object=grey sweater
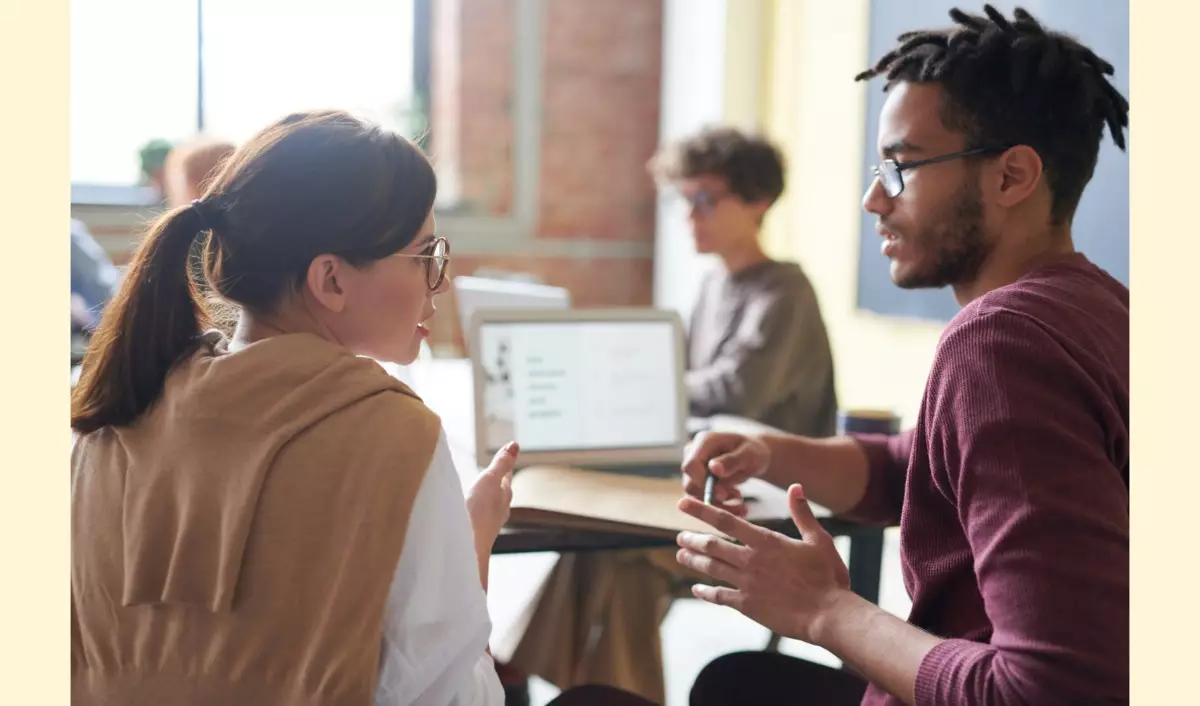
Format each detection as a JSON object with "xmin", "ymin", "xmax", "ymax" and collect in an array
[{"xmin": 687, "ymin": 260, "xmax": 838, "ymax": 438}]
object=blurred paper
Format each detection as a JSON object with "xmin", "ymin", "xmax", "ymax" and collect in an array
[
  {"xmin": 508, "ymin": 465, "xmax": 817, "ymax": 538},
  {"xmin": 510, "ymin": 465, "xmax": 716, "ymax": 536}
]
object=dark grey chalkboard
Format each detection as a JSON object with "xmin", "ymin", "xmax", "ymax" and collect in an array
[{"xmin": 856, "ymin": 0, "xmax": 1130, "ymax": 322}]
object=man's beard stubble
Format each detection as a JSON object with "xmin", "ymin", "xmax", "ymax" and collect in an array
[{"xmin": 894, "ymin": 180, "xmax": 995, "ymax": 291}]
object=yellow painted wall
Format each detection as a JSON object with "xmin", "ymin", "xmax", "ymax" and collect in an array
[
  {"xmin": 755, "ymin": 0, "xmax": 946, "ymax": 425},
  {"xmin": 720, "ymin": 0, "xmax": 768, "ymax": 131}
]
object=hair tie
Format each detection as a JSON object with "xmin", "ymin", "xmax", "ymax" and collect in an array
[{"xmin": 191, "ymin": 199, "xmax": 216, "ymax": 232}]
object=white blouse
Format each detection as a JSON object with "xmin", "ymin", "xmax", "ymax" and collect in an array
[{"xmin": 373, "ymin": 428, "xmax": 505, "ymax": 705}]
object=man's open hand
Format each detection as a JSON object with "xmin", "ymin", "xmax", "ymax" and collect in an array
[{"xmin": 674, "ymin": 484, "xmax": 852, "ymax": 644}]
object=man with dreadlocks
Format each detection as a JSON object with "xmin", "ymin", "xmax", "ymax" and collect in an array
[{"xmin": 671, "ymin": 5, "xmax": 1129, "ymax": 705}]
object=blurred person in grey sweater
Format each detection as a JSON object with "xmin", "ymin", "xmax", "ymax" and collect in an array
[
  {"xmin": 492, "ymin": 127, "xmax": 839, "ymax": 704},
  {"xmin": 654, "ymin": 126, "xmax": 837, "ymax": 438}
]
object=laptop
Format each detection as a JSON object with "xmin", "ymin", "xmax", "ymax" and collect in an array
[
  {"xmin": 454, "ymin": 275, "xmax": 572, "ymax": 351},
  {"xmin": 469, "ymin": 307, "xmax": 689, "ymax": 478}
]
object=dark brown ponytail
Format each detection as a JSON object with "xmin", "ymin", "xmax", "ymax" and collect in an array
[
  {"xmin": 71, "ymin": 109, "xmax": 437, "ymax": 434},
  {"xmin": 71, "ymin": 204, "xmax": 214, "ymax": 434}
]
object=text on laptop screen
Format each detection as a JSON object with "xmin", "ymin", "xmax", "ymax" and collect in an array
[{"xmin": 477, "ymin": 320, "xmax": 680, "ymax": 454}]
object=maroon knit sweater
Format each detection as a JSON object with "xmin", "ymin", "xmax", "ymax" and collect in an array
[{"xmin": 845, "ymin": 253, "xmax": 1129, "ymax": 706}]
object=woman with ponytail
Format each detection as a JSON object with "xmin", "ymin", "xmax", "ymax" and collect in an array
[
  {"xmin": 71, "ymin": 109, "xmax": 654, "ymax": 706},
  {"xmin": 71, "ymin": 110, "xmax": 526, "ymax": 706}
]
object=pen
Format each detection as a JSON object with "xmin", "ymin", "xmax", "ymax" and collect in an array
[{"xmin": 703, "ymin": 468, "xmax": 717, "ymax": 506}]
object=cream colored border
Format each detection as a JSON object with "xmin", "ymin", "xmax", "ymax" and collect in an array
[
  {"xmin": 2, "ymin": 0, "xmax": 70, "ymax": 701},
  {"xmin": 1130, "ymin": 0, "xmax": 1191, "ymax": 702},
  {"xmin": 8, "ymin": 0, "xmax": 1183, "ymax": 701}
]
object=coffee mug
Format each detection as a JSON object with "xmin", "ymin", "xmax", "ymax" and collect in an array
[{"xmin": 837, "ymin": 408, "xmax": 901, "ymax": 435}]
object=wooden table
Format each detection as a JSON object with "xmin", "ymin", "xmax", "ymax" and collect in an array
[{"xmin": 404, "ymin": 358, "xmax": 888, "ymax": 606}]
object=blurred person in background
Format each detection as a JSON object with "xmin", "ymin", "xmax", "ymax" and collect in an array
[
  {"xmin": 492, "ymin": 127, "xmax": 839, "ymax": 705},
  {"xmin": 70, "ymin": 219, "xmax": 120, "ymax": 333},
  {"xmin": 162, "ymin": 136, "xmax": 237, "ymax": 208},
  {"xmin": 71, "ymin": 136, "xmax": 235, "ymax": 365},
  {"xmin": 653, "ymin": 126, "xmax": 838, "ymax": 439}
]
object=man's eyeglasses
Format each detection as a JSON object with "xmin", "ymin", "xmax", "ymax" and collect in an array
[
  {"xmin": 675, "ymin": 188, "xmax": 729, "ymax": 217},
  {"xmin": 392, "ymin": 236, "xmax": 450, "ymax": 290},
  {"xmin": 870, "ymin": 145, "xmax": 1012, "ymax": 198}
]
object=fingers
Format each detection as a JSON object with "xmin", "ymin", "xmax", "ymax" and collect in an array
[
  {"xmin": 485, "ymin": 441, "xmax": 520, "ymax": 477},
  {"xmin": 681, "ymin": 476, "xmax": 747, "ymax": 515},
  {"xmin": 711, "ymin": 483, "xmax": 744, "ymax": 506},
  {"xmin": 682, "ymin": 432, "xmax": 740, "ymax": 485},
  {"xmin": 787, "ymin": 484, "xmax": 824, "ymax": 543},
  {"xmin": 682, "ymin": 483, "xmax": 749, "ymax": 517},
  {"xmin": 690, "ymin": 584, "xmax": 743, "ymax": 609},
  {"xmin": 719, "ymin": 494, "xmax": 750, "ymax": 518},
  {"xmin": 677, "ymin": 496, "xmax": 766, "ymax": 546},
  {"xmin": 677, "ymin": 531, "xmax": 750, "ymax": 569},
  {"xmin": 706, "ymin": 450, "xmax": 756, "ymax": 482},
  {"xmin": 682, "ymin": 432, "xmax": 762, "ymax": 504},
  {"xmin": 682, "ymin": 434, "xmax": 719, "ymax": 494},
  {"xmin": 676, "ymin": 548, "xmax": 741, "ymax": 586}
]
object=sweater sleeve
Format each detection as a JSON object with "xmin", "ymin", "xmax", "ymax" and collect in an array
[
  {"xmin": 914, "ymin": 312, "xmax": 1128, "ymax": 706},
  {"xmin": 374, "ymin": 429, "xmax": 505, "ymax": 706},
  {"xmin": 686, "ymin": 275, "xmax": 829, "ymax": 421},
  {"xmin": 839, "ymin": 429, "xmax": 915, "ymax": 526}
]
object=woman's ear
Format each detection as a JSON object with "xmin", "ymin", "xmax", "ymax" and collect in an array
[{"xmin": 305, "ymin": 255, "xmax": 348, "ymax": 314}]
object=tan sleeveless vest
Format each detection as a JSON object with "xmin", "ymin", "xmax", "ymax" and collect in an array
[{"xmin": 71, "ymin": 333, "xmax": 442, "ymax": 705}]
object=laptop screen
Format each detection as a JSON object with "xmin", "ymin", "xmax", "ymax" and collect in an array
[{"xmin": 476, "ymin": 318, "xmax": 682, "ymax": 456}]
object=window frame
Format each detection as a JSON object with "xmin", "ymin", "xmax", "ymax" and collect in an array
[{"xmin": 70, "ymin": 0, "xmax": 544, "ymax": 246}]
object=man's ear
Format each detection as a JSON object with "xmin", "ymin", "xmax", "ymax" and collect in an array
[
  {"xmin": 748, "ymin": 198, "xmax": 774, "ymax": 223},
  {"xmin": 993, "ymin": 145, "xmax": 1043, "ymax": 209},
  {"xmin": 305, "ymin": 255, "xmax": 348, "ymax": 314}
]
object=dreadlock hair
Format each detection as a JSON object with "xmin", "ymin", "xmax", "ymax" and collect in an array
[{"xmin": 856, "ymin": 4, "xmax": 1129, "ymax": 226}]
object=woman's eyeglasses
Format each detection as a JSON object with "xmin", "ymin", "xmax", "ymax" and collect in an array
[
  {"xmin": 870, "ymin": 145, "xmax": 1012, "ymax": 198},
  {"xmin": 392, "ymin": 236, "xmax": 450, "ymax": 290}
]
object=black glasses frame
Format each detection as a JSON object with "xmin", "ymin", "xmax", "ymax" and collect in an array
[{"xmin": 871, "ymin": 145, "xmax": 1013, "ymax": 197}]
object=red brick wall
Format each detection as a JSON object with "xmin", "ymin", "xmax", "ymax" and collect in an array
[
  {"xmin": 431, "ymin": 0, "xmax": 516, "ymax": 215},
  {"xmin": 433, "ymin": 0, "xmax": 661, "ymax": 235},
  {"xmin": 427, "ymin": 0, "xmax": 663, "ymax": 354},
  {"xmin": 537, "ymin": 0, "xmax": 662, "ymax": 243}
]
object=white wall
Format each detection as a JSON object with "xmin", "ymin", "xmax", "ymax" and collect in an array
[
  {"xmin": 652, "ymin": 0, "xmax": 725, "ymax": 318},
  {"xmin": 652, "ymin": 0, "xmax": 768, "ymax": 320}
]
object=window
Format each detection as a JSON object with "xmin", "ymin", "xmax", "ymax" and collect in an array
[
  {"xmin": 70, "ymin": 0, "xmax": 422, "ymax": 188},
  {"xmin": 70, "ymin": 0, "xmax": 199, "ymax": 187}
]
